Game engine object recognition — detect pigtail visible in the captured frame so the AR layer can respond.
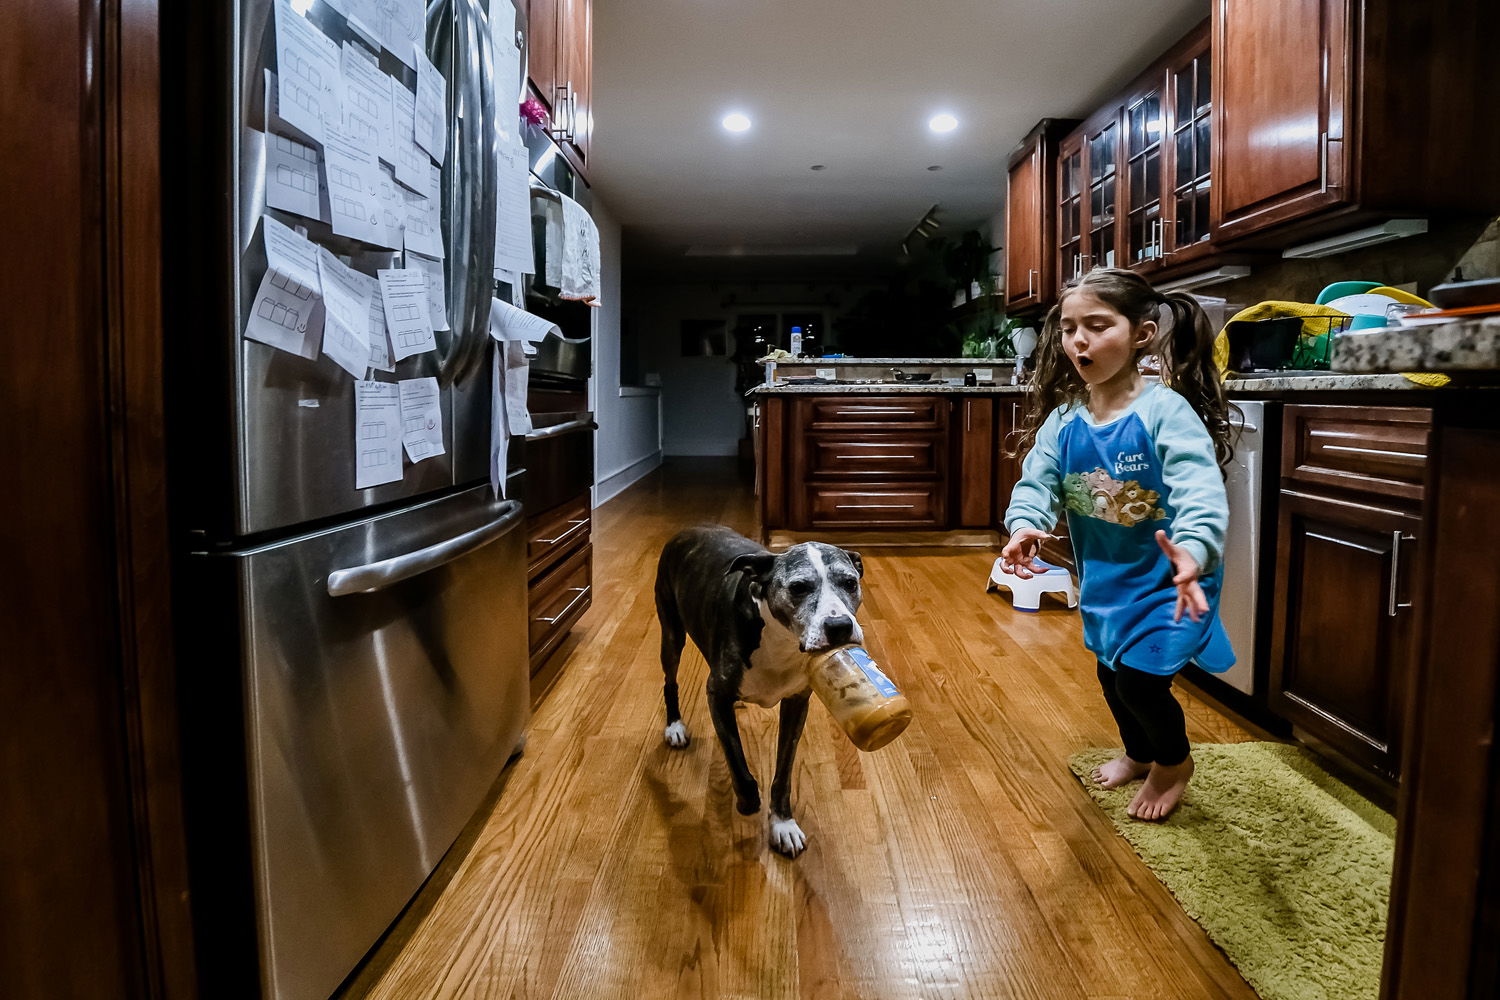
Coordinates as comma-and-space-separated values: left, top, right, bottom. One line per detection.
1009, 302, 1086, 458
1157, 291, 1236, 469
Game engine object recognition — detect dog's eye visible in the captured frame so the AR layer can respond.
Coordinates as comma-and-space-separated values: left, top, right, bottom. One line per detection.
834, 576, 858, 591
788, 581, 813, 598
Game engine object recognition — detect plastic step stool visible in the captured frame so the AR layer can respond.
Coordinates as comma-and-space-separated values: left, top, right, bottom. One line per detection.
987, 556, 1078, 612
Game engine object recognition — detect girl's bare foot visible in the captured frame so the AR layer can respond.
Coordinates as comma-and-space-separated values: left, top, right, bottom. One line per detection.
1092, 755, 1151, 789
1127, 756, 1195, 821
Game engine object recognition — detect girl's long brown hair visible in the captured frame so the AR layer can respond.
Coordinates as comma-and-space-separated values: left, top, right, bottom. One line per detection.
1010, 267, 1236, 469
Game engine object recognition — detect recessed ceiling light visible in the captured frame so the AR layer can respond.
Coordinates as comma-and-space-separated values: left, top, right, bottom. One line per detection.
927, 165, 943, 171
810, 164, 827, 171
928, 113, 958, 133
721, 113, 752, 133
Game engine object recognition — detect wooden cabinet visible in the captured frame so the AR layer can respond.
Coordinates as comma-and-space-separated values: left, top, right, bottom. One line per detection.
1212, 0, 1500, 244
526, 0, 591, 173
1006, 119, 1077, 312
1270, 404, 1431, 782
957, 397, 995, 527
1162, 30, 1215, 266
526, 493, 593, 672
1054, 109, 1121, 287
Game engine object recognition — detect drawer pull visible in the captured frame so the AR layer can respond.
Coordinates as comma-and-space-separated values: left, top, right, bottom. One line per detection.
1388, 531, 1414, 617
834, 454, 916, 460
535, 519, 588, 545
535, 587, 590, 624
835, 503, 916, 510
834, 407, 920, 416
1321, 444, 1425, 461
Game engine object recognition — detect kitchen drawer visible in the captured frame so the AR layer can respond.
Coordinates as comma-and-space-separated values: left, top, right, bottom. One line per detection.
809, 435, 942, 477
797, 396, 947, 432
1282, 404, 1431, 504
528, 541, 592, 658
803, 484, 944, 528
526, 494, 590, 580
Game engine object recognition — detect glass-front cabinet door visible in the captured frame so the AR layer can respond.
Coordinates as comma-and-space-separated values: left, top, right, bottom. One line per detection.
1168, 47, 1213, 258
1086, 118, 1118, 269
1056, 135, 1085, 286
1125, 86, 1164, 268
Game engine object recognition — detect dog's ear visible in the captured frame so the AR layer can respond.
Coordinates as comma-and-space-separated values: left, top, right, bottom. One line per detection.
728, 552, 776, 583
841, 548, 864, 578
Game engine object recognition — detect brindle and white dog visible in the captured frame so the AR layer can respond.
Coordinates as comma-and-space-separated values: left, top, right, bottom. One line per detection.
655, 525, 865, 857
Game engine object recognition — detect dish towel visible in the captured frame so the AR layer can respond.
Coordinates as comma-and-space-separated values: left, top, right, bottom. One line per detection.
1212, 300, 1351, 374
558, 193, 601, 305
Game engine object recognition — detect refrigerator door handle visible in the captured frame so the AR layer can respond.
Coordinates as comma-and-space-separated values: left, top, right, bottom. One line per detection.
326, 500, 523, 596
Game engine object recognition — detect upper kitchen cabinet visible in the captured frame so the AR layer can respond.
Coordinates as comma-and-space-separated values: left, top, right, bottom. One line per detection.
1006, 119, 1078, 313
526, 0, 592, 174
1055, 108, 1121, 288
1212, 0, 1500, 245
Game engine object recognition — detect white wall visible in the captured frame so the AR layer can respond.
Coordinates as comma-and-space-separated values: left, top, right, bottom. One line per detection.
629, 279, 879, 457
590, 198, 663, 504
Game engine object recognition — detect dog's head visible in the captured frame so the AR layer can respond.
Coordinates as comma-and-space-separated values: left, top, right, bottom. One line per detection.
730, 542, 865, 652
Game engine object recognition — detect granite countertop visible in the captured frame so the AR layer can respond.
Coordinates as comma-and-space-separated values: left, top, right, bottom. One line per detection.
1223, 373, 1440, 391
752, 374, 1426, 395
1332, 316, 1500, 374
767, 357, 1016, 366
750, 382, 1025, 395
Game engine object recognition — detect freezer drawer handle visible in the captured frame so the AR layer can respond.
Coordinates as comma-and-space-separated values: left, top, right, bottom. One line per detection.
326, 500, 524, 596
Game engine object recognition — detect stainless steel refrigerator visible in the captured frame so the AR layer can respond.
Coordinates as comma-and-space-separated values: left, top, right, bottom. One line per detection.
162, 2, 530, 998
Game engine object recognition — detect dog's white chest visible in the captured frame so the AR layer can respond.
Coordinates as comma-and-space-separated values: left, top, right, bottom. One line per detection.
739, 614, 810, 708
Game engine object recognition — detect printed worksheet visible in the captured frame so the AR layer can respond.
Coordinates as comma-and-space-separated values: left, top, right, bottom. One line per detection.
501, 340, 532, 437
494, 136, 535, 276
389, 80, 428, 192
339, 42, 397, 166
247, 215, 323, 359
375, 165, 406, 250
366, 279, 395, 372
407, 251, 449, 331
490, 0, 523, 141
379, 267, 436, 360
398, 376, 445, 462
273, 0, 340, 145
317, 247, 374, 378
489, 297, 560, 343
354, 380, 404, 489
321, 120, 389, 247
490, 348, 508, 498
263, 129, 325, 222
402, 173, 444, 260
413, 44, 447, 165
382, 0, 425, 71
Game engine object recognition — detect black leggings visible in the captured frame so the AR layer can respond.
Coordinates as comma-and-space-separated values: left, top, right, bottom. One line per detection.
1096, 661, 1190, 766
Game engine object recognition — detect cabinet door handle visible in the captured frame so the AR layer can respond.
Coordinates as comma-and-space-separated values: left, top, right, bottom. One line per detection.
535, 587, 590, 624
1388, 531, 1414, 617
965, 400, 971, 433
534, 519, 588, 545
1027, 268, 1036, 297
1152, 218, 1162, 259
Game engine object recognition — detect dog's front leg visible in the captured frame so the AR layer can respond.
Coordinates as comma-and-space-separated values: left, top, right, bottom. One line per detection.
707, 683, 759, 815
768, 692, 810, 857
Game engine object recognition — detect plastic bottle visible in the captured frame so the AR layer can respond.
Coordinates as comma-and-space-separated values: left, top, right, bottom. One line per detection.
806, 645, 913, 751
789, 326, 803, 357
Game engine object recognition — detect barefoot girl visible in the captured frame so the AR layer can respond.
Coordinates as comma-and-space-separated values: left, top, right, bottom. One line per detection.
1001, 268, 1236, 821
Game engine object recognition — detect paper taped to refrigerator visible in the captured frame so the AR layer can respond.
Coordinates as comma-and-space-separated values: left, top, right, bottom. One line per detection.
489, 298, 559, 343
339, 42, 397, 166
322, 121, 390, 247
413, 44, 447, 165
398, 377, 445, 463
246, 215, 323, 360
354, 380, 404, 489
379, 267, 436, 360
389, 80, 429, 192
273, 0, 340, 146
490, 1, 523, 139
490, 350, 509, 498
501, 341, 532, 437
317, 247, 374, 378
494, 137, 535, 276
402, 165, 444, 259
263, 130, 326, 222
366, 281, 394, 372
407, 251, 449, 331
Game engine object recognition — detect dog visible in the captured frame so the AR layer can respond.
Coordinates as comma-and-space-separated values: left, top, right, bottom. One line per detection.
655, 526, 865, 857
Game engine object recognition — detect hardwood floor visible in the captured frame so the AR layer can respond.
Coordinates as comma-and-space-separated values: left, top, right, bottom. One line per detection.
350, 458, 1259, 1000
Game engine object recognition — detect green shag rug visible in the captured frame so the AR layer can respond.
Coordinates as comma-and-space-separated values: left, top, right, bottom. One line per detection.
1068, 743, 1395, 1000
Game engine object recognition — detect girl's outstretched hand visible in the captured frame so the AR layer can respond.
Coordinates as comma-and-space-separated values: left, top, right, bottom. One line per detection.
1155, 530, 1209, 623
1001, 528, 1055, 579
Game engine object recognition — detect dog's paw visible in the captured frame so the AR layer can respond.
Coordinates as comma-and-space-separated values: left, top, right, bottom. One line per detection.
768, 815, 807, 858
662, 720, 690, 748
735, 785, 761, 815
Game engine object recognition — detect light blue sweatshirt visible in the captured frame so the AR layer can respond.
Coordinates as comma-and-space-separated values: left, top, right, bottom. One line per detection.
1005, 382, 1234, 674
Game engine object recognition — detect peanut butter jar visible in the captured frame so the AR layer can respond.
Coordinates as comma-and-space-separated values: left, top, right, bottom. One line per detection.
806, 645, 913, 751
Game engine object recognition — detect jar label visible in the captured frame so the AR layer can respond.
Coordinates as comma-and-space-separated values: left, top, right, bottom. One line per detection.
847, 647, 898, 698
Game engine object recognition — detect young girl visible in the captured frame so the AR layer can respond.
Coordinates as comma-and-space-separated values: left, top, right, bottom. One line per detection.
1002, 268, 1235, 821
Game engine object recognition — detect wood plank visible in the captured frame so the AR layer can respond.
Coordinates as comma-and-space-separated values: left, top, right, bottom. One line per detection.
351, 458, 1260, 1000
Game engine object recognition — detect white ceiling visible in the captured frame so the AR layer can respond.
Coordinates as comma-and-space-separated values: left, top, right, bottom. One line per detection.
588, 0, 1209, 277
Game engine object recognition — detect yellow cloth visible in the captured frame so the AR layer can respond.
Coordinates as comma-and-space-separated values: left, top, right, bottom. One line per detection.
1212, 299, 1450, 386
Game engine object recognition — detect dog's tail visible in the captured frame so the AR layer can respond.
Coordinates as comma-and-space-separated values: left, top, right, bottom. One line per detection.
654, 552, 687, 730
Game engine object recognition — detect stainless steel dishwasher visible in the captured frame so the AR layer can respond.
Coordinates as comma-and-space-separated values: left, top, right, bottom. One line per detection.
1218, 400, 1269, 696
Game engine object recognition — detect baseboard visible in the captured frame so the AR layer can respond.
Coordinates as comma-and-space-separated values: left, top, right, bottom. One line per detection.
595, 451, 662, 506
